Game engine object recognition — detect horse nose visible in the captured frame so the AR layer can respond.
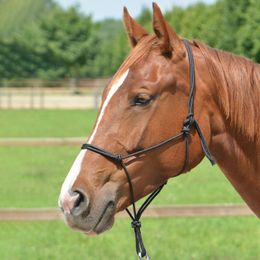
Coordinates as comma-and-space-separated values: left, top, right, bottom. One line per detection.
60, 190, 89, 216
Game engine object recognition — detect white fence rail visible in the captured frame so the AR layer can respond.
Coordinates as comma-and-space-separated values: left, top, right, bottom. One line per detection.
0, 78, 111, 109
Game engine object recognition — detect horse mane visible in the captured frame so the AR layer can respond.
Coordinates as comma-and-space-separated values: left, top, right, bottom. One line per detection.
194, 41, 260, 142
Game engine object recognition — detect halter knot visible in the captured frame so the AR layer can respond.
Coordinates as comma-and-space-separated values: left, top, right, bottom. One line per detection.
131, 220, 141, 229
182, 114, 194, 136
113, 154, 123, 163
182, 125, 190, 136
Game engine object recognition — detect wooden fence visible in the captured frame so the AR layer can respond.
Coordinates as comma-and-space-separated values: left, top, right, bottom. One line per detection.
0, 78, 111, 109
0, 205, 254, 221
0, 137, 85, 146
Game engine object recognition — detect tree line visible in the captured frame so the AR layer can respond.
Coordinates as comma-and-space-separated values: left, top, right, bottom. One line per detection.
0, 0, 259, 80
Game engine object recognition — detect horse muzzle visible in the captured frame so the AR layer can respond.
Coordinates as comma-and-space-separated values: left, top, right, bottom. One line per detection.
59, 187, 117, 234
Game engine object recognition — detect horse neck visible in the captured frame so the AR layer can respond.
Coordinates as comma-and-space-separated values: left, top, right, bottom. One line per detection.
198, 45, 260, 216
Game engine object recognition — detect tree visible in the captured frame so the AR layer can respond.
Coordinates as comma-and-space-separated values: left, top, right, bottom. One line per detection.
236, 0, 260, 62
1, 0, 259, 80
216, 0, 251, 52
137, 7, 152, 32
35, 7, 98, 78
90, 19, 128, 76
0, 0, 55, 39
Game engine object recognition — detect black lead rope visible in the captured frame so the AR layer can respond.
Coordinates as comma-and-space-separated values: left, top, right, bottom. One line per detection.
81, 40, 215, 259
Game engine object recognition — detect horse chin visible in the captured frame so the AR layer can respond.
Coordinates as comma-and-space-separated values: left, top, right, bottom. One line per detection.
86, 203, 116, 235
65, 198, 117, 235
85, 215, 115, 235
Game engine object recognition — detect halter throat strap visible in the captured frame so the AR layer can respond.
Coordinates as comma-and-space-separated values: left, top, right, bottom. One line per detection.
81, 39, 215, 259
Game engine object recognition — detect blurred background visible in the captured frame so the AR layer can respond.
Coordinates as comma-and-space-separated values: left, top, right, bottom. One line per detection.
0, 0, 259, 259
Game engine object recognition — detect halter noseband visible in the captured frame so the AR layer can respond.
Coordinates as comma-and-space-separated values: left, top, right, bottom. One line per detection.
81, 40, 215, 259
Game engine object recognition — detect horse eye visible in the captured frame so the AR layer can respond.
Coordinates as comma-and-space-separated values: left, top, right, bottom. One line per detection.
133, 93, 152, 106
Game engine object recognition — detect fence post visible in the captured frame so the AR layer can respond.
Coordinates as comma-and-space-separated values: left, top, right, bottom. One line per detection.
69, 78, 78, 94
5, 80, 12, 109
35, 80, 44, 109
30, 81, 34, 109
39, 80, 44, 109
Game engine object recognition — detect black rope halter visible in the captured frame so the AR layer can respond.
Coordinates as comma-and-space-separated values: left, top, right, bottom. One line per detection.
81, 40, 215, 259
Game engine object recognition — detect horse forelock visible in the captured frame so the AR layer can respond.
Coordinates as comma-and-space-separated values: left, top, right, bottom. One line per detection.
111, 35, 157, 82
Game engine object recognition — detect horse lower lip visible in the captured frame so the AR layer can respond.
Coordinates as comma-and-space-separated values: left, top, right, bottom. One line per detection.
92, 201, 115, 232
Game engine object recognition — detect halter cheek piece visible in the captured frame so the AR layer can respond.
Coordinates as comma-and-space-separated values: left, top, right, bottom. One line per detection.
81, 40, 215, 259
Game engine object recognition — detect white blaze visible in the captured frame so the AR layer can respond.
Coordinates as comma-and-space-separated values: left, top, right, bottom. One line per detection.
59, 150, 86, 205
88, 69, 129, 143
59, 69, 129, 204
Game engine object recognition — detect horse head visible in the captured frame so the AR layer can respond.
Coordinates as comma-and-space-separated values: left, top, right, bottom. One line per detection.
58, 3, 214, 234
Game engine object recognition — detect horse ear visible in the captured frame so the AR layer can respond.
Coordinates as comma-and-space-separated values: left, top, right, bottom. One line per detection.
152, 2, 182, 56
123, 7, 149, 47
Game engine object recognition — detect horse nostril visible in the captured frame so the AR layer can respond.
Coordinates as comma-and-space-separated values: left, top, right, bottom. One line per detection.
71, 190, 89, 217
60, 190, 90, 216
74, 191, 84, 208
60, 192, 80, 215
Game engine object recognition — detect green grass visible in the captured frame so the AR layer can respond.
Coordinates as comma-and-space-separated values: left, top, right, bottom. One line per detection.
0, 217, 259, 260
0, 109, 97, 137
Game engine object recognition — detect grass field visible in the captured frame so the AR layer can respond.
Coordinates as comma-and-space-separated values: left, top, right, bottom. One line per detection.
0, 217, 259, 260
0, 109, 97, 137
0, 109, 259, 259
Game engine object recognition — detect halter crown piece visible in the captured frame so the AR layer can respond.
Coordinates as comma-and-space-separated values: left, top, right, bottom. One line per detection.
81, 40, 215, 259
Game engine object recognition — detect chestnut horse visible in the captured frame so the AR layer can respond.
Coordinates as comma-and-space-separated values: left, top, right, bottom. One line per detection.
59, 1, 260, 251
